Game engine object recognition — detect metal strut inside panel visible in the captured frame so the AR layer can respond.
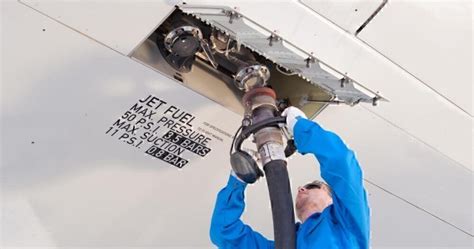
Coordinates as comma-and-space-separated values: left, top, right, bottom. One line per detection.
178, 5, 385, 106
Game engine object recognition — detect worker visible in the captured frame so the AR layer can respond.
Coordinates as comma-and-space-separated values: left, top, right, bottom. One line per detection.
209, 106, 370, 248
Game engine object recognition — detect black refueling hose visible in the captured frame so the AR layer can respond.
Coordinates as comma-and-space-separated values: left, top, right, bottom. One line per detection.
264, 159, 296, 248
233, 87, 296, 249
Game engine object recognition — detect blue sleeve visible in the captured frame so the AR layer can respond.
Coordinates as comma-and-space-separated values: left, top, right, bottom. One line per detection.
293, 118, 370, 247
210, 174, 274, 249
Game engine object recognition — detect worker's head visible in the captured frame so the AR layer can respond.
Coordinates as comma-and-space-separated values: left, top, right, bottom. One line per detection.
295, 180, 333, 222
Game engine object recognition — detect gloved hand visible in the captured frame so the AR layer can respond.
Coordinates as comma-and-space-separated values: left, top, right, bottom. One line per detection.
281, 106, 307, 136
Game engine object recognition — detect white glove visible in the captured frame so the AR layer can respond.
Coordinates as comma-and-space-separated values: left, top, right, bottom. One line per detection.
281, 106, 307, 136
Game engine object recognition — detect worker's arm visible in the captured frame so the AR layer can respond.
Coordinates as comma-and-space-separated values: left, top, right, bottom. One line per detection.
293, 118, 370, 246
210, 173, 274, 249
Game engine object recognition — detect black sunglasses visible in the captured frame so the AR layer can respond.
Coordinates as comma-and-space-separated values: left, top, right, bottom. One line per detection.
303, 182, 322, 190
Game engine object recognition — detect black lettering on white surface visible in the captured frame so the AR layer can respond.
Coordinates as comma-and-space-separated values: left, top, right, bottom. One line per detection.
145, 146, 188, 168
161, 131, 211, 157
105, 94, 225, 169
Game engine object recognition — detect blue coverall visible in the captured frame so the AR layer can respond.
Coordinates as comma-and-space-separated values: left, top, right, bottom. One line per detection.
210, 118, 370, 249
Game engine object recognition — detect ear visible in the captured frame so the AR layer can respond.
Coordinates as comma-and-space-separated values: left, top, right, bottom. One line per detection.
321, 185, 333, 198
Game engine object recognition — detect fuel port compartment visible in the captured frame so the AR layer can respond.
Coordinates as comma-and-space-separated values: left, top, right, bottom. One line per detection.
130, 6, 381, 118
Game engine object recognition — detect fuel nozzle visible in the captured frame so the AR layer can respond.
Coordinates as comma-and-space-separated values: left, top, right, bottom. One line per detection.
234, 64, 270, 91
229, 86, 297, 249
229, 87, 297, 182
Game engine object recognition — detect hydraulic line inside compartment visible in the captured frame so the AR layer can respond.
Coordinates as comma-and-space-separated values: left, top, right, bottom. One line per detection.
131, 8, 332, 118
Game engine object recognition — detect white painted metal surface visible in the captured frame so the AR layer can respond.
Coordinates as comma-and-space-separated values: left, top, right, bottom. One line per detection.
358, 0, 473, 116
299, 0, 383, 34
2, 0, 473, 248
20, 0, 176, 55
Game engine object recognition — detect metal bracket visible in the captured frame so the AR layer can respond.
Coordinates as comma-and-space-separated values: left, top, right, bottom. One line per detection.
305, 55, 316, 68
222, 9, 241, 24
340, 77, 350, 88
267, 33, 282, 47
372, 95, 382, 106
